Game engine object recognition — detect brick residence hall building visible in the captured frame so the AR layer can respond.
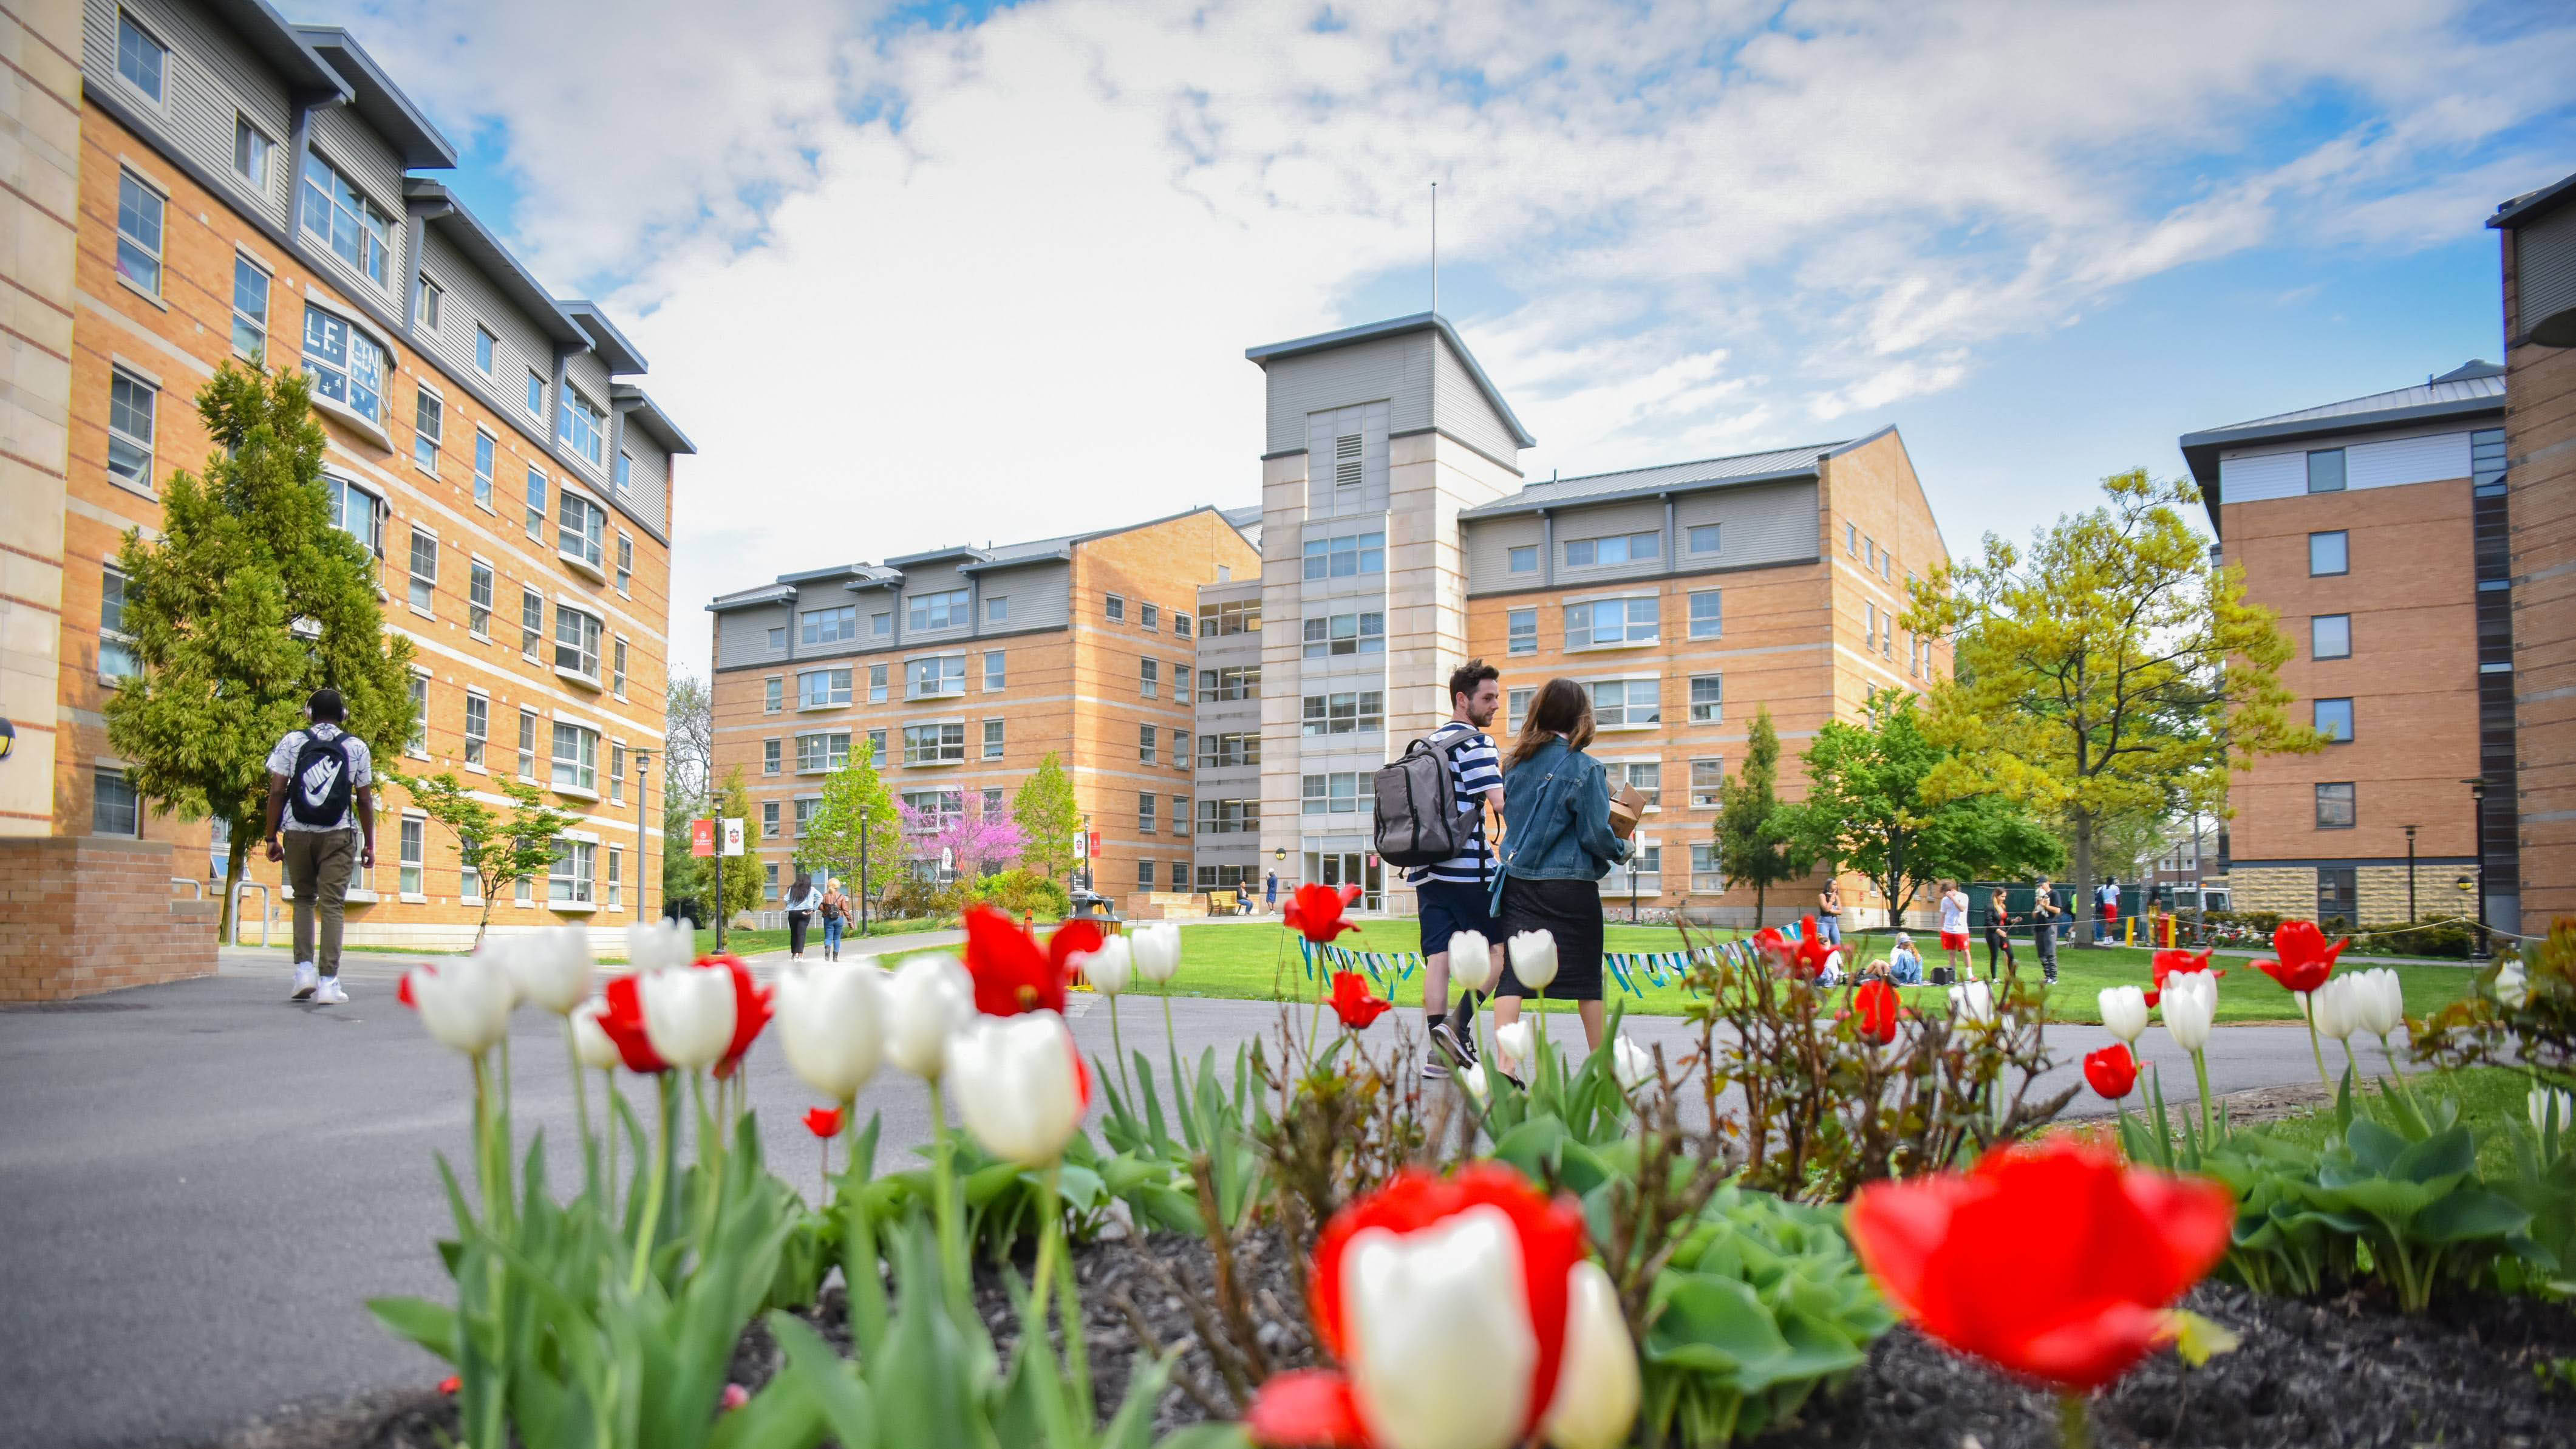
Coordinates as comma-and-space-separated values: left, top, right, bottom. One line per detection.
709, 313, 1951, 926
2, 0, 690, 998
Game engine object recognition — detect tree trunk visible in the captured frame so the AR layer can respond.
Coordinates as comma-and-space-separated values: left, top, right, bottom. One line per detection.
1752, 881, 1765, 930
2072, 810, 2097, 949
217, 830, 250, 943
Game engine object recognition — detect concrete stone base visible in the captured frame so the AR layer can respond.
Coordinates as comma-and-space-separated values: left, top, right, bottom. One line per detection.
0, 836, 218, 1001
2226, 863, 2477, 926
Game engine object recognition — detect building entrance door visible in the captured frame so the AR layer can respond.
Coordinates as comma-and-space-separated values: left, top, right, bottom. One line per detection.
1304, 850, 1383, 912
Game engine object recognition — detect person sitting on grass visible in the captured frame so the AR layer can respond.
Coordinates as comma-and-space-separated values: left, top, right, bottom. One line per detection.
1885, 933, 1926, 985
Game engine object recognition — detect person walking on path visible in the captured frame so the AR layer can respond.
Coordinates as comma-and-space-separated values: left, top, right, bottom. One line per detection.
819, 878, 849, 961
1487, 678, 1631, 1062
1817, 880, 1844, 947
2031, 875, 2062, 984
262, 688, 374, 1006
783, 868, 820, 961
1936, 879, 1971, 981
1406, 660, 1509, 1079
1986, 887, 2019, 978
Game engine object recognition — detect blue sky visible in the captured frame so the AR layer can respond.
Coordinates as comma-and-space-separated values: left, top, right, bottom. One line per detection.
307, 0, 2576, 647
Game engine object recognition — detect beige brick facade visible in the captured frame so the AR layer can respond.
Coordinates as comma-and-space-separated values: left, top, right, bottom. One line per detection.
2497, 180, 2576, 938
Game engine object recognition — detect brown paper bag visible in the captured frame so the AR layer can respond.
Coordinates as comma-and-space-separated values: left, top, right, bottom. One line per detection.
1608, 781, 1648, 839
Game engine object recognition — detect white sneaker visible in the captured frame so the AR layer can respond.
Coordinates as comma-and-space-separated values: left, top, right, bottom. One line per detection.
313, 977, 348, 1005
290, 962, 319, 1000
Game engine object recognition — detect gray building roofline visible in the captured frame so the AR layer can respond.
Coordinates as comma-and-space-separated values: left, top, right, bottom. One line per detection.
2178, 377, 2506, 529
1244, 312, 1537, 448
407, 182, 588, 347
1457, 436, 1857, 520
294, 27, 457, 169
2489, 169, 2576, 230
610, 384, 696, 455
564, 302, 649, 375
707, 505, 1254, 614
206, 0, 349, 101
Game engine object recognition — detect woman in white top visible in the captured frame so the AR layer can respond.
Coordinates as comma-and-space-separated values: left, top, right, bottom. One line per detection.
784, 868, 822, 961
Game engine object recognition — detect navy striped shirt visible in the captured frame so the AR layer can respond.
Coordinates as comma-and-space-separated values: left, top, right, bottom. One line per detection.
1406, 720, 1502, 885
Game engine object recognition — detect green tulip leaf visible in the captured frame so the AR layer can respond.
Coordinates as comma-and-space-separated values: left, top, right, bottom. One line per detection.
1646, 1273, 1790, 1372
2416, 1187, 2531, 1244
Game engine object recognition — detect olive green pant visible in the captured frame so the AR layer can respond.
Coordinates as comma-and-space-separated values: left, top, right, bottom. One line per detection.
282, 828, 358, 977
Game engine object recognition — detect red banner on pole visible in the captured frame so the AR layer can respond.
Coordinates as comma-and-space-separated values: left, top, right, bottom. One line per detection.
690, 818, 715, 857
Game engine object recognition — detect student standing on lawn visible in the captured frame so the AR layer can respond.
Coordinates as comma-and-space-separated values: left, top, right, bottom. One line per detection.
1817, 880, 1844, 946
1937, 879, 1971, 981
263, 688, 373, 1005
2097, 876, 2121, 944
1409, 660, 1508, 1079
1986, 887, 2019, 977
2031, 875, 2062, 984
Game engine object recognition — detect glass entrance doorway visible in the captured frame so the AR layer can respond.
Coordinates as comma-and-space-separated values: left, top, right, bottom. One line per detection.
1303, 850, 1383, 912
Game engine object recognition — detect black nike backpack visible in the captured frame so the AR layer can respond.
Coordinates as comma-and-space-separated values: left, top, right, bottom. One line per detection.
287, 731, 355, 827
1372, 734, 1470, 868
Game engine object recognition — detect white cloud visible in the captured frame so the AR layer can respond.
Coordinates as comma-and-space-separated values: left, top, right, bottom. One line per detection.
303, 0, 2576, 639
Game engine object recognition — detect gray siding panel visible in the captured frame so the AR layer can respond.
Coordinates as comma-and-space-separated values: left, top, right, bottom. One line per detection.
1673, 480, 1818, 568
975, 562, 1069, 633
1462, 515, 1544, 594
619, 428, 671, 536
86, 0, 294, 231
717, 604, 789, 670
1263, 334, 1430, 454
417, 227, 554, 438
1306, 403, 1391, 517
304, 100, 407, 307
1431, 333, 1519, 463
2518, 205, 2576, 337
1554, 499, 1668, 585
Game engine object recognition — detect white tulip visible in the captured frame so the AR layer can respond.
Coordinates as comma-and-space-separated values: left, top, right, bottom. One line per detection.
403, 954, 513, 1056
2495, 959, 2529, 1009
2161, 972, 2218, 1054
1128, 922, 1182, 984
1609, 1036, 1655, 1093
506, 926, 593, 1015
1541, 1260, 1641, 1449
1082, 936, 1134, 998
1446, 930, 1499, 994
1494, 1019, 1537, 1079
625, 918, 695, 972
2098, 986, 2150, 1045
1948, 978, 1994, 1025
2350, 968, 2405, 1040
2309, 975, 2363, 1043
2530, 1086, 2574, 1138
777, 960, 887, 1102
639, 966, 737, 1071
1508, 931, 1560, 992
944, 1011, 1086, 1166
568, 998, 622, 1071
884, 954, 974, 1079
1343, 1205, 1536, 1449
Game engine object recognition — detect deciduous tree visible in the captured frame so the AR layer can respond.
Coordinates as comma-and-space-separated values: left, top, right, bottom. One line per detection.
1012, 751, 1081, 881
799, 737, 902, 915
396, 771, 580, 947
1711, 704, 1809, 927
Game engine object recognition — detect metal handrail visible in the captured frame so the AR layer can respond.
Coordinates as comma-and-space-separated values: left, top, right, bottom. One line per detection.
231, 882, 274, 947
171, 877, 203, 899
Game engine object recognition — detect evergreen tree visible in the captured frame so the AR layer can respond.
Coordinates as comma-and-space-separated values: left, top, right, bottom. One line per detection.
395, 771, 579, 947
103, 364, 416, 938
799, 737, 903, 919
662, 777, 707, 918
1012, 751, 1082, 881
1712, 703, 1808, 927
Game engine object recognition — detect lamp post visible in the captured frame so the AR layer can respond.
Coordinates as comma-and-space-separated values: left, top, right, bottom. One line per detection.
2401, 823, 2417, 924
634, 749, 652, 926
2463, 778, 2489, 961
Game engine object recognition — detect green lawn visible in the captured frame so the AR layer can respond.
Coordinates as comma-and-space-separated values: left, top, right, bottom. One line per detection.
687, 917, 954, 960
2242, 1066, 2537, 1177
1143, 919, 2480, 1026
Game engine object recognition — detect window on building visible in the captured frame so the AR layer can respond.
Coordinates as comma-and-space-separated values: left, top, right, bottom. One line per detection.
107, 368, 155, 489
559, 390, 607, 469
466, 430, 495, 510
983, 718, 1004, 760
800, 667, 853, 708
1689, 759, 1723, 807
520, 587, 544, 656
607, 848, 623, 910
554, 605, 603, 681
550, 839, 596, 906
99, 566, 138, 679
762, 801, 780, 838
2306, 448, 2346, 494
1508, 687, 1533, 732
460, 833, 481, 901
981, 594, 1009, 626
871, 611, 891, 636
2312, 614, 2351, 660
2314, 697, 2354, 742
764, 738, 783, 776
764, 862, 780, 897
524, 466, 548, 539
1690, 842, 1723, 893
1507, 545, 1537, 573
867, 728, 887, 761
302, 307, 386, 423
1138, 724, 1158, 765
231, 254, 270, 361
406, 675, 428, 756
2315, 866, 2358, 925
1688, 590, 1722, 640
794, 797, 819, 836
1198, 798, 1258, 834
117, 172, 166, 305
616, 536, 633, 595
1105, 593, 1126, 622
2309, 531, 2348, 576
116, 12, 165, 100
901, 788, 963, 828
1140, 658, 1159, 698
1687, 675, 1722, 724
908, 588, 969, 631
463, 694, 487, 768
322, 475, 381, 557
907, 656, 966, 698
1201, 666, 1259, 701
551, 723, 598, 794
1604, 760, 1660, 807
802, 605, 859, 645
2472, 428, 2507, 493
1171, 728, 1190, 766
1301, 690, 1385, 735
983, 787, 1007, 822
1139, 793, 1157, 834
1199, 600, 1261, 636
1564, 531, 1660, 568
1687, 523, 1720, 554
1507, 608, 1537, 655
465, 561, 493, 637
1303, 530, 1387, 580
475, 326, 496, 376
616, 449, 633, 497
400, 816, 425, 896
517, 708, 539, 781
903, 722, 966, 765
612, 638, 627, 698
301, 154, 393, 285
525, 369, 545, 418
1865, 601, 1878, 650
1137, 859, 1157, 889
2314, 782, 2356, 830
868, 663, 888, 703
609, 743, 625, 805
1301, 611, 1386, 658
1175, 663, 1192, 699
1564, 596, 1657, 649
1846, 522, 1858, 555
1590, 678, 1660, 726
1865, 537, 1877, 570
1141, 601, 1160, 631
1174, 610, 1191, 639
414, 274, 443, 332
1301, 772, 1363, 816
407, 528, 437, 612
93, 767, 141, 837
558, 491, 607, 571
1199, 732, 1261, 767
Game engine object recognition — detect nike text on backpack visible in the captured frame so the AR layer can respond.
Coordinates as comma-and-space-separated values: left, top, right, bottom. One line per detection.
1372, 734, 1472, 868
287, 731, 355, 828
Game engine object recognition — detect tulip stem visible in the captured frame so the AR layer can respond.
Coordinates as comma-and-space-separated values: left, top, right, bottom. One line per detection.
927, 1080, 969, 1317
2303, 998, 2332, 1091
2191, 1046, 2216, 1148
565, 1021, 596, 1203
2057, 1392, 2090, 1449
1109, 994, 1136, 1106
628, 1074, 675, 1295
601, 1069, 620, 1223
1030, 1161, 1065, 1332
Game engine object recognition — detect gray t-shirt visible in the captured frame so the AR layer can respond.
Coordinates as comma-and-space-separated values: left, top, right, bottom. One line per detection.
266, 723, 373, 833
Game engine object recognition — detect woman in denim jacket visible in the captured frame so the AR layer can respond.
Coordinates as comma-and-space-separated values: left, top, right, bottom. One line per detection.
1487, 677, 1632, 1053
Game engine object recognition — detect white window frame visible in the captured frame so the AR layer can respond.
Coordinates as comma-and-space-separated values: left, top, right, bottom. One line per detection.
407, 526, 438, 614
301, 305, 387, 424
407, 672, 429, 758
984, 649, 1006, 690
559, 387, 607, 469
1105, 593, 1126, 622
415, 274, 443, 332
472, 430, 496, 511
99, 564, 139, 681
557, 488, 607, 576
553, 602, 604, 684
983, 717, 1004, 760
231, 253, 270, 362
612, 637, 629, 700
106, 366, 157, 491
906, 654, 967, 700
412, 384, 443, 476
1589, 677, 1660, 729
1687, 674, 1722, 724
548, 837, 598, 909
799, 667, 853, 709
475, 326, 497, 377
1564, 595, 1658, 650
116, 11, 166, 103
302, 152, 394, 286
907, 588, 970, 632
463, 690, 488, 769
93, 766, 143, 837
525, 465, 548, 539
1688, 758, 1723, 808
902, 721, 967, 766
1688, 590, 1722, 640
550, 721, 600, 797
1507, 607, 1537, 656
400, 813, 426, 899
616, 534, 634, 596
520, 586, 545, 658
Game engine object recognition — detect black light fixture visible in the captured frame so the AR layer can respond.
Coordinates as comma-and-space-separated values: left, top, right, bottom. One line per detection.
2462, 778, 2489, 960
2401, 823, 2418, 923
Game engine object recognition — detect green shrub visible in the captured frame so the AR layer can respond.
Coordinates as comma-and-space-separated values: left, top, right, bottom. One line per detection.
964, 868, 1072, 921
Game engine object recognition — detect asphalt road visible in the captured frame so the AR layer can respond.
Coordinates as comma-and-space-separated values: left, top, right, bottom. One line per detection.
0, 949, 2386, 1449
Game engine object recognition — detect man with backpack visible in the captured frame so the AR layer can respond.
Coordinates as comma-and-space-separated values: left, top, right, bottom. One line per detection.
1380, 660, 1507, 1079
262, 688, 375, 1004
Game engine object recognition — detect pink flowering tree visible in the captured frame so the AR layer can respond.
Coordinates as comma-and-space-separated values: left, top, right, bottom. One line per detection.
898, 802, 1026, 882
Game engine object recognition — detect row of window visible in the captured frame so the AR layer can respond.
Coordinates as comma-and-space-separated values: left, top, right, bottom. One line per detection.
1501, 592, 1726, 655
763, 650, 1009, 711
1502, 675, 1719, 731
1296, 757, 1728, 816
771, 590, 1026, 655
1844, 522, 1900, 584
1502, 523, 1727, 577
760, 717, 1012, 773
1104, 593, 1193, 638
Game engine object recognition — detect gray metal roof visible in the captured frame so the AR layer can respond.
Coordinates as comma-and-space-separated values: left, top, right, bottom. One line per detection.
295, 27, 456, 169
407, 182, 588, 347
1457, 437, 1858, 520
564, 302, 647, 375
610, 384, 696, 455
2490, 170, 2576, 230
2177, 363, 2507, 513
207, 0, 349, 103
710, 506, 1246, 611
1244, 312, 1537, 448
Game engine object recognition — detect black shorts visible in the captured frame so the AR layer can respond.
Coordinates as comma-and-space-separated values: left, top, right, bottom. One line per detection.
1415, 879, 1496, 962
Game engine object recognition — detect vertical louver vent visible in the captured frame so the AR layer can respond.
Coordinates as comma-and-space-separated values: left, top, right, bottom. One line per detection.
1336, 434, 1363, 491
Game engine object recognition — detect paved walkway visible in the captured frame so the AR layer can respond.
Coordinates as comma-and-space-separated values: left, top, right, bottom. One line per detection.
0, 950, 2383, 1448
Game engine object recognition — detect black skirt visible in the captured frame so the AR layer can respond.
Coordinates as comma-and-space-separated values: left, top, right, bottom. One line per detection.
1494, 876, 1606, 1002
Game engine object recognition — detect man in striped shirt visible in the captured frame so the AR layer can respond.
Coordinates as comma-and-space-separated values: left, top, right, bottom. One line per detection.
1411, 659, 1507, 1077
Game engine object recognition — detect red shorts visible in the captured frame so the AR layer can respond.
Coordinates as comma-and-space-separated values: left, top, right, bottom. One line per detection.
1940, 930, 1968, 952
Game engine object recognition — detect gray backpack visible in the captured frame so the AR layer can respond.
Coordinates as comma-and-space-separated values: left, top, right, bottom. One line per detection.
1372, 733, 1470, 868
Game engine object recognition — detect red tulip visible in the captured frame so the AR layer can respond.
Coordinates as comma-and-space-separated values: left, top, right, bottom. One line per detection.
1284, 882, 1363, 944
701, 954, 772, 1080
437, 1375, 460, 1395
960, 905, 1099, 1017
596, 973, 669, 1072
720, 1383, 749, 1411
2083, 1043, 2138, 1100
1853, 978, 1900, 1044
2145, 947, 2222, 1007
802, 1105, 844, 1138
1789, 915, 1836, 978
1329, 971, 1392, 1030
1750, 926, 1790, 963
2263, 919, 2346, 994
1849, 1141, 2232, 1392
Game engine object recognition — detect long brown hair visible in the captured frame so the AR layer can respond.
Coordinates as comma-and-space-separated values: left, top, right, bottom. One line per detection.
1505, 677, 1595, 771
